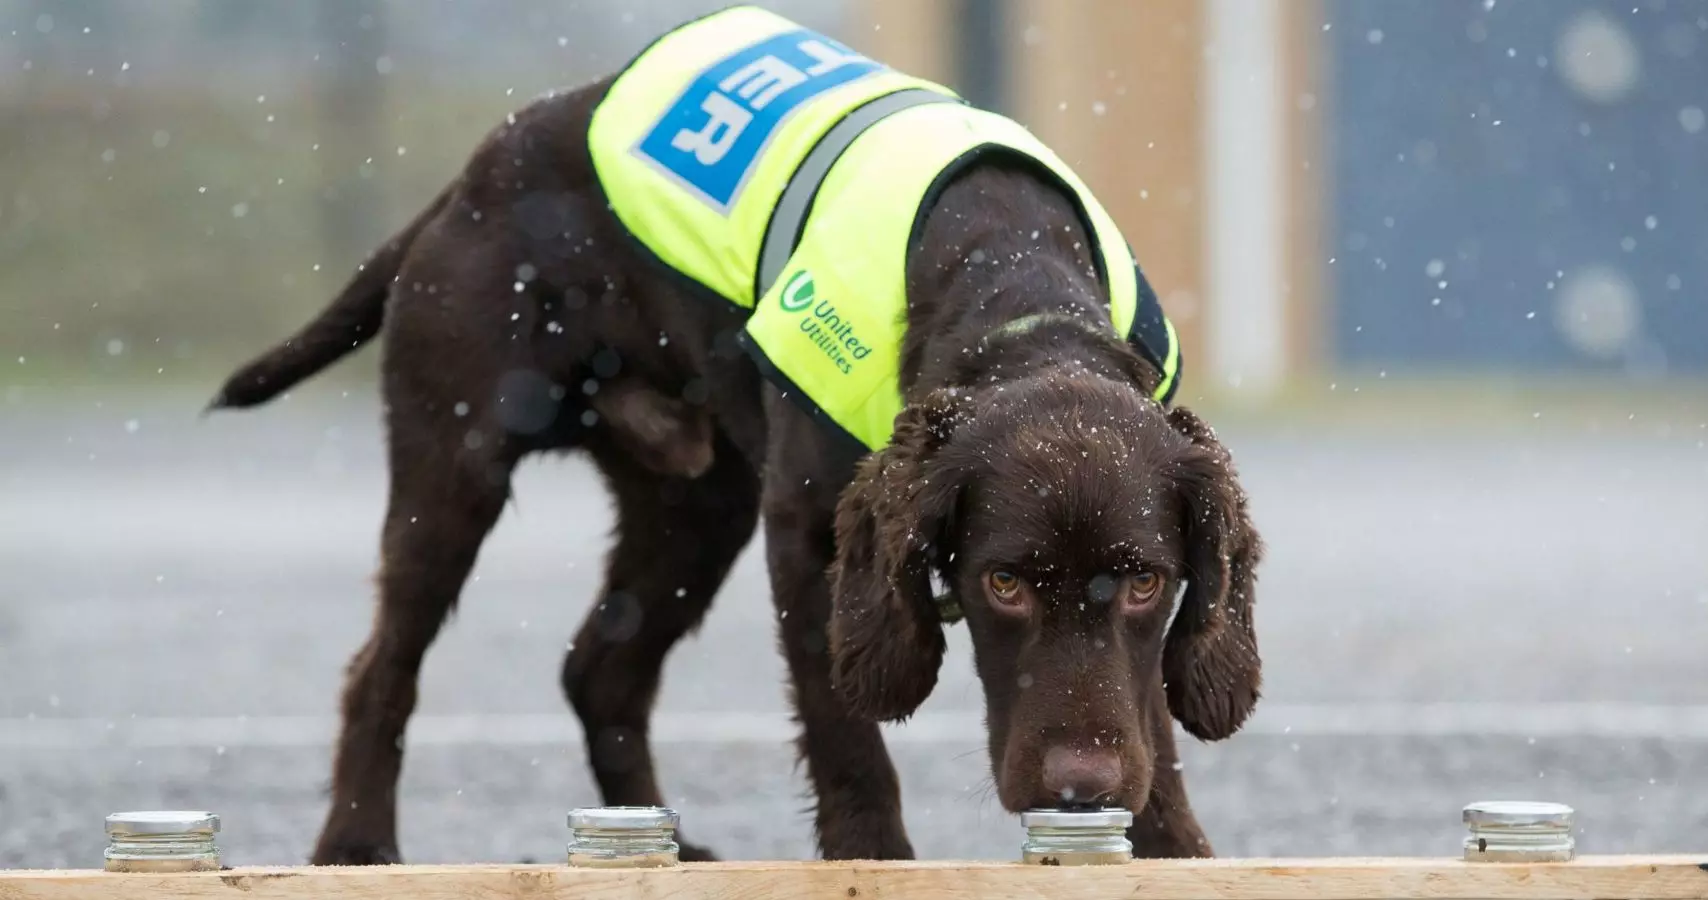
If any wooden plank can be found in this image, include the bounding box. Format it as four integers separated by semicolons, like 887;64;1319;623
3;856;1707;900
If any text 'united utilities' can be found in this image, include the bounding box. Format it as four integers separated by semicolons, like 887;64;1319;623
780;270;870;375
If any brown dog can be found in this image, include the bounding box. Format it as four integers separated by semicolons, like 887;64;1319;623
211;9;1263;865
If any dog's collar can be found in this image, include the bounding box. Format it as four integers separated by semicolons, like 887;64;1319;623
982;311;1110;346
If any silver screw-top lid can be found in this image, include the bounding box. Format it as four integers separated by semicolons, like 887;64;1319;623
1020;807;1134;830
105;811;220;837
568;806;680;831
1463;801;1574;829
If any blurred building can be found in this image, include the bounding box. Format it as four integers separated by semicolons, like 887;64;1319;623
862;0;1707;399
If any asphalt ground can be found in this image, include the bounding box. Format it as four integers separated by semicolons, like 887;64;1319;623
2;385;1705;868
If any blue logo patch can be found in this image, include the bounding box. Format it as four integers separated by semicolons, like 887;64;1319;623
634;28;885;213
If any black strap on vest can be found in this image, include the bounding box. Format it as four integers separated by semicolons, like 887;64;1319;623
754;87;960;301
1126;258;1181;406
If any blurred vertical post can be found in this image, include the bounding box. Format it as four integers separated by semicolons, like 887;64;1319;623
312;0;389;271
1279;0;1325;389
952;0;1007;113
1204;0;1286;397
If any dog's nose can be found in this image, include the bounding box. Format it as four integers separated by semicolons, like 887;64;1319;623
1041;745;1123;806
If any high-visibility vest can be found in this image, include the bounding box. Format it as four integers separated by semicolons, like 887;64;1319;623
587;4;1181;452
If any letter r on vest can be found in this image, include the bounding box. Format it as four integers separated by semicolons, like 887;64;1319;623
671;92;754;165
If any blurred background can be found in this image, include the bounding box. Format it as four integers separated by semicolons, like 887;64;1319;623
2;0;1704;870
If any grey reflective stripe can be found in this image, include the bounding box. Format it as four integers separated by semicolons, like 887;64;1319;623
756;88;960;298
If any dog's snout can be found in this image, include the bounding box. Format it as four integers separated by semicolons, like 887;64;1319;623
1041;745;1123;806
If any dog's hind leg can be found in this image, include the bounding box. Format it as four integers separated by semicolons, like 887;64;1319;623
310;316;523;866
561;428;760;862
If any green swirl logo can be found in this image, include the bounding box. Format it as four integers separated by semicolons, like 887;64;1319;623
779;269;816;312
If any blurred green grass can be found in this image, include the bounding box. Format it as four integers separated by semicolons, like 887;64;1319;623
1;84;509;389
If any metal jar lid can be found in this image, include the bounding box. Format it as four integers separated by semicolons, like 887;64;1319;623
1463;801;1574;829
1020;808;1134;830
568;806;680;831
105;811;220;837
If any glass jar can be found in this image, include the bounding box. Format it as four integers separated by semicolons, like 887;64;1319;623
1020;808;1134;865
1463;800;1575;862
104;811;221;873
567;806;681;868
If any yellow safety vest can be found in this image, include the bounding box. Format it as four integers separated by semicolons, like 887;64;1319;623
587;4;1181;452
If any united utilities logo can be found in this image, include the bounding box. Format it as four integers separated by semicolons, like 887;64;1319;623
781;270;872;376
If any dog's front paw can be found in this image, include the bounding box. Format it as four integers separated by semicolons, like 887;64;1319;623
817;822;916;861
310;840;402;866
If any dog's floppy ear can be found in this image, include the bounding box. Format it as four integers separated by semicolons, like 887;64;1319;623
1161;405;1264;740
828;388;966;722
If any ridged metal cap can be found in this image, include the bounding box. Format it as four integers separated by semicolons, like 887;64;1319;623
568;806;680;831
1020;807;1134;830
1463;801;1574;829
105;811;220;836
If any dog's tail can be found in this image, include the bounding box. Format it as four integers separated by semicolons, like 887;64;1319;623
206;183;454;412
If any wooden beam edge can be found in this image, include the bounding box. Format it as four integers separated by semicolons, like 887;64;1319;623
4;855;1707;900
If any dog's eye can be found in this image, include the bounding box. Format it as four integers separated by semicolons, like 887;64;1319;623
1126;571;1163;608
986;570;1023;603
